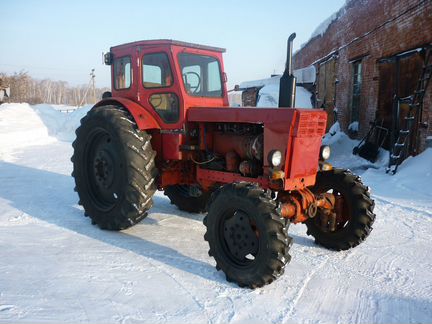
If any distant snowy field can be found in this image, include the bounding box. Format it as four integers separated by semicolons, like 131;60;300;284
0;103;431;324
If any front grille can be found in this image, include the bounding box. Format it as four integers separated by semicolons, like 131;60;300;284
294;111;327;137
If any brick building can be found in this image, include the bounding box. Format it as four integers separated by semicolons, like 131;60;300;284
293;0;432;155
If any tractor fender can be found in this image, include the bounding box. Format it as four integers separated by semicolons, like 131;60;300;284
93;97;161;130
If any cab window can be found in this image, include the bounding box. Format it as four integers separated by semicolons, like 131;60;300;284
143;53;179;123
178;53;222;97
143;53;173;88
149;93;179;124
114;56;132;89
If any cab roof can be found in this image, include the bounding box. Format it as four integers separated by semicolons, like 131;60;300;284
110;39;226;53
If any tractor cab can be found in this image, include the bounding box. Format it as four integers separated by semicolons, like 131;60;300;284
104;40;229;130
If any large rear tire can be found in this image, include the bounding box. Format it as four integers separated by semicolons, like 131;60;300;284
71;105;157;230
164;185;210;213
204;182;292;288
306;169;375;250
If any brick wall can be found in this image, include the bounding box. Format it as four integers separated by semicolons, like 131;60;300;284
293;0;432;152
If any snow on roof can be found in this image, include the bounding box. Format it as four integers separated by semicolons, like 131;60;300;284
300;1;349;50
239;76;280;89
238;75;313;108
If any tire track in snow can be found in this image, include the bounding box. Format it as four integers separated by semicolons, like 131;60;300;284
276;256;330;323
143;257;213;323
373;195;432;218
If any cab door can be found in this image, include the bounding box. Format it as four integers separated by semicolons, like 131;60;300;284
139;46;185;160
138;46;184;130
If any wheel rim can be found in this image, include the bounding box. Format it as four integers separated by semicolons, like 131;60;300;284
220;209;259;267
84;128;123;211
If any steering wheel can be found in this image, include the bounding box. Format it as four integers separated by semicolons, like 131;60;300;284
149;94;163;108
183;71;201;94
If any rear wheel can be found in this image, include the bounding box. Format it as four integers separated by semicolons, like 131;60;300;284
306;169;375;250
71;105;157;230
204;182;292;288
164;185;210;213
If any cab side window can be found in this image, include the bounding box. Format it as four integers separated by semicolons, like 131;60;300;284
114;56;132;89
143;53;179;123
143;53;173;88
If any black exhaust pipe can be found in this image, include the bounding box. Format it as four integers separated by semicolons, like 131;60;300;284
278;33;297;108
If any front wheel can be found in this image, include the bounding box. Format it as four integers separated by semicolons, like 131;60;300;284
204;183;292;288
306;169;375;250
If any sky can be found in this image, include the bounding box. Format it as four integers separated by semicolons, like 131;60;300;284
0;0;346;89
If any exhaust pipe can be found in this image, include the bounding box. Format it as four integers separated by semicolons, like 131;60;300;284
278;33;297;108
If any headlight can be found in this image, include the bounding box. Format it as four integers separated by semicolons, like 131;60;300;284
269;150;282;167
320;145;331;160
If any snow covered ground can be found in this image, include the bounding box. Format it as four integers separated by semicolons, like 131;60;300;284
0;103;431;324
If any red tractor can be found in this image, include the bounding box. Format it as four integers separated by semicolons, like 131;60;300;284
72;34;375;288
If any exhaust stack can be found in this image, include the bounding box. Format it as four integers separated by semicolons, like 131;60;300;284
278;33;297;108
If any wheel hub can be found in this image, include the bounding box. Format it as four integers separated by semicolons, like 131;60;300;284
223;211;258;261
93;150;114;189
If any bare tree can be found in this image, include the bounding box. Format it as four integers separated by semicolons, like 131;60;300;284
0;71;110;105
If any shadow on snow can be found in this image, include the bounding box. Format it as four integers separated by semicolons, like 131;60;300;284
0;161;224;284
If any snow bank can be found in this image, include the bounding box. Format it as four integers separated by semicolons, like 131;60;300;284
32;104;91;142
348;121;359;132
0;103;56;159
323;127;388;172
0;103;90;159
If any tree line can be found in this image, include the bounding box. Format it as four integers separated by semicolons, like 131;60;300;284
0;71;110;106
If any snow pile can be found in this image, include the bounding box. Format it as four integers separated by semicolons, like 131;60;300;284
0;103;56;159
32;104;91;142
363;148;432;207
323;126;388;172
348;121;359;132
0;103;90;160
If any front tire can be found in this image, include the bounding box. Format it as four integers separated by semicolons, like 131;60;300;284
306;169;375;250
204;183;292;288
71;105;157;230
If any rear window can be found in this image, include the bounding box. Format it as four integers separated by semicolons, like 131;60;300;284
113;56;132;90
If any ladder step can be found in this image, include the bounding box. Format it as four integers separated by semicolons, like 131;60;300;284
399;130;410;135
391;154;401;159
394;143;405;147
409;103;420;108
398;97;412;104
404;116;415;120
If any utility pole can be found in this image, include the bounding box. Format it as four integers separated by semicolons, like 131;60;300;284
79;68;96;107
91;69;96;103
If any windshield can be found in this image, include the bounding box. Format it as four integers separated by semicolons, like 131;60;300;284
178;53;223;97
